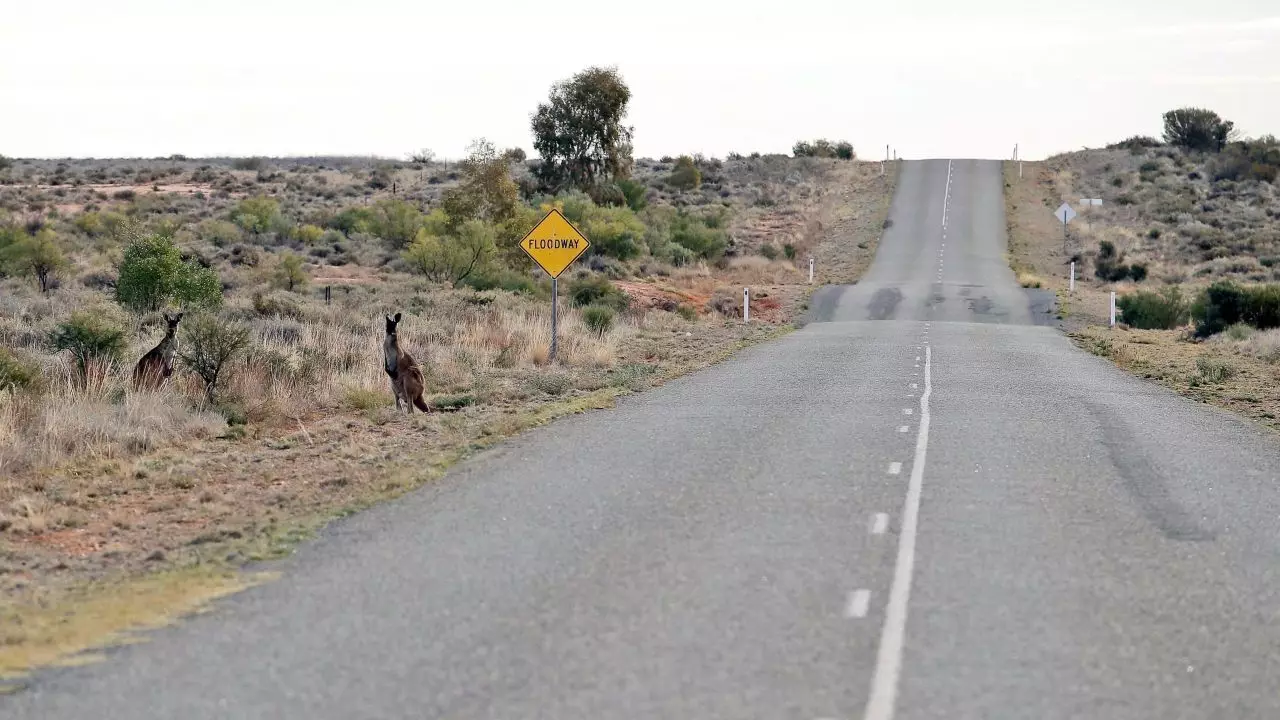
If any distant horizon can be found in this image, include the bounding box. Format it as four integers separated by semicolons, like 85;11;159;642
4;1;1277;163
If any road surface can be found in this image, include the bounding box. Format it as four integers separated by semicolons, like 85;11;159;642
8;160;1280;719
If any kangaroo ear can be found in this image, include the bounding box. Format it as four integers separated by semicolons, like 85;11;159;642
393;312;402;323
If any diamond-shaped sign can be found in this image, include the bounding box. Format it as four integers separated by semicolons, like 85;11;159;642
518;208;591;279
1055;202;1077;224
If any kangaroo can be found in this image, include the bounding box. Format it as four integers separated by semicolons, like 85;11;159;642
133;312;183;389
383;313;430;413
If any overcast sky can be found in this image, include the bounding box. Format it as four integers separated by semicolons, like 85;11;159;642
3;0;1277;161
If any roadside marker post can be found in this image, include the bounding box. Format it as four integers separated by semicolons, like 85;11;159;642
1110;291;1117;327
743;287;750;323
1054;202;1076;255
517;208;592;362
809;256;815;284
1070;261;1076;292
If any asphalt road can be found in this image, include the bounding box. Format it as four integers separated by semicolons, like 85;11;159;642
9;160;1280;719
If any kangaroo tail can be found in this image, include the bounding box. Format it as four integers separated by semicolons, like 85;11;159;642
413;395;431;412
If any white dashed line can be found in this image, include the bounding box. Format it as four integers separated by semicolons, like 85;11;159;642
871;513;889;534
903;408;913;416
864;345;934;720
910;383;918;389
898;425;909;433
888;462;902;475
846;589;871;618
941;160;953;229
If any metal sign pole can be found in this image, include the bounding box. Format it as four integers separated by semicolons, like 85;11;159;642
550;277;559;362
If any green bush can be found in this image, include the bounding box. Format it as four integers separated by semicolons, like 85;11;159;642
1162;107;1233;152
835;141;855;160
460;268;539;295
676;303;697;321
1247;284;1280;330
366;198;423;248
782;243;797;260
116;233;223;312
1225;323;1253;341
616;178;648;212
670;211;727;261
1094;241;1131;282
1117;287;1188;329
668;156;701;190
231;196;281;235
1192;280;1249;337
273;251;308;292
568;275;629;310
50;310;127;381
1196;355;1236;383
0;347;42;393
759;243;779;260
581;304;615;335
2;228;66;292
402;220;496;287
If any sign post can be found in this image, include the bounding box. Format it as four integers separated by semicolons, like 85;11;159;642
517;208;592;363
1054;202;1077;255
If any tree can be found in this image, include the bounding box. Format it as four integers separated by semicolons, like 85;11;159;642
5;228;67;292
116;233;223;313
402;220;495;287
0;155;11;171
273;252;308;292
1163;107;1235;152
440;139;519;230
408;148;436;164
50;310;127;384
531;66;634;192
179;314;251;403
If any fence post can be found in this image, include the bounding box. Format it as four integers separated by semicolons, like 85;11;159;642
743;287;750;323
1069;262;1075;292
1110;291;1117;327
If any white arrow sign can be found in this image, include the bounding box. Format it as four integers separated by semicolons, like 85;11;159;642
1055;202;1077;224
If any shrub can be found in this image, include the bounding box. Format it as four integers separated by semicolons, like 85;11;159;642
1107;135;1162;151
1192;280;1248;337
50;310;127;382
616;178;648;212
231;196;281;235
116;233;223;312
460;268;538;295
582;206;645;260
676;303;697;321
402;220;495;287
835;141;855;160
568;275;628;310
1118;287;1189;329
179;314;251;403
273;251;308;292
1195;355;1236;383
366;198;422;248
1247;284;1280;330
1094;240;1132;282
782;243;797;260
0;347;42;393
293;224;325;244
74;211;106;236
197;219;243;247
668;156;701;190
1225;323;1253;341
1128;263;1148;282
669;211;727;260
581;304;615;335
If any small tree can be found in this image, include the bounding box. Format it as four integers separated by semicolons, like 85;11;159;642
179;314;251;403
1163;107;1234;153
366;198;423;248
408;148;435;164
440;139;519;231
50;310;127;384
402;220;495;287
5;228;67;292
531;66;635;192
0;155;11;171
273;251;308;292
668;156;702;190
116;232;223;312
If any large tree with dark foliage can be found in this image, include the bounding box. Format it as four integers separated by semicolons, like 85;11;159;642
531;66;634;193
1162;107;1235;152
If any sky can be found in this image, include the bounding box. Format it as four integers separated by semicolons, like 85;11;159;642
3;0;1278;161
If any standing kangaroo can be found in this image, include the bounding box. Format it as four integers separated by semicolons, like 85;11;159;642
383;312;430;413
133;312;183;389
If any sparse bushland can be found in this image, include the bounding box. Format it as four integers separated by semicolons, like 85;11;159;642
1006;105;1280;436
0;66;898;676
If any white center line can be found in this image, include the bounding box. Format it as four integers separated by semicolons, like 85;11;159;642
871;513;889;534
903;408;913;416
846;589;872;619
898;425;909;433
941;159;953;229
887;462;902;475
910;383;918;389
864;345;933;720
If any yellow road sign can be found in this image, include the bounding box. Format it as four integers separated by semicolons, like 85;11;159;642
519;208;591;279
